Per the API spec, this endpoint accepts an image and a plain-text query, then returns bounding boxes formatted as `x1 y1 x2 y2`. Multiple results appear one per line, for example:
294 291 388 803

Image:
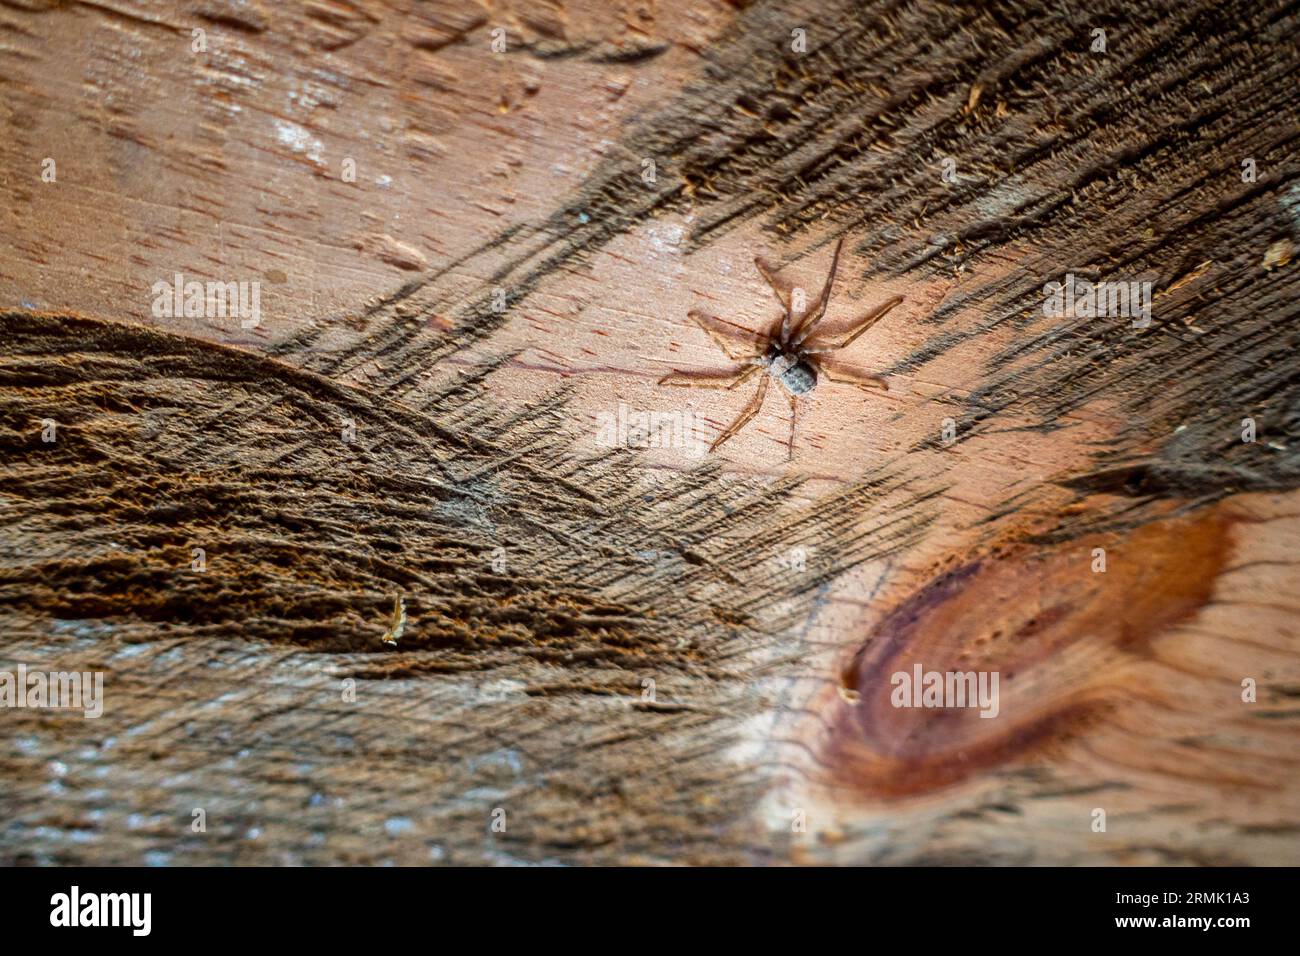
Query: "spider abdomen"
778 359 817 395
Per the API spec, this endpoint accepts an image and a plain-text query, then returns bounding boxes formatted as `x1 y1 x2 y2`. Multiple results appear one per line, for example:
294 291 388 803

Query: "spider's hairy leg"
754 256 792 312
817 360 889 391
784 387 798 461
788 236 844 346
659 363 760 389
801 295 905 352
754 256 794 343
710 373 770 451
687 309 765 360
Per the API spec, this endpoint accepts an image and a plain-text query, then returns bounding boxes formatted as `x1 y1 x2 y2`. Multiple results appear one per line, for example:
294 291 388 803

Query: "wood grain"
0 0 1297 864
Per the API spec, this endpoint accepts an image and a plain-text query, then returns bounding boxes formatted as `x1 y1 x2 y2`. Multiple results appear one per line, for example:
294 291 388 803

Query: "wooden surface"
1 0 1298 865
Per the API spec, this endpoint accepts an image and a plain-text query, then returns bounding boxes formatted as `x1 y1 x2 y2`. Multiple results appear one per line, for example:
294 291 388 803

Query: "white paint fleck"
273 120 325 165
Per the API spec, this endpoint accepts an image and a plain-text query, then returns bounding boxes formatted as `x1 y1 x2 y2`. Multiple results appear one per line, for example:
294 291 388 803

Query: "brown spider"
659 237 904 454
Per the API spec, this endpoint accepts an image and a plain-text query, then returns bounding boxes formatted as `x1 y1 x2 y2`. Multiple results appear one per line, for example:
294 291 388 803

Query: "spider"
659 237 904 455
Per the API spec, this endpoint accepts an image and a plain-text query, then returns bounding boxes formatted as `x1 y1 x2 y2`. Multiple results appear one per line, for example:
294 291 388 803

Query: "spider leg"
755 256 796 343
784 388 798 461
659 363 760 389
817 360 889 392
787 236 844 346
801 295 904 352
710 373 770 451
754 256 793 313
687 309 766 360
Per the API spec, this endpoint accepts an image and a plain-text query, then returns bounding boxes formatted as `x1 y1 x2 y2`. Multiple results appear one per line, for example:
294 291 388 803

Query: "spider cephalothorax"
660 237 904 454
